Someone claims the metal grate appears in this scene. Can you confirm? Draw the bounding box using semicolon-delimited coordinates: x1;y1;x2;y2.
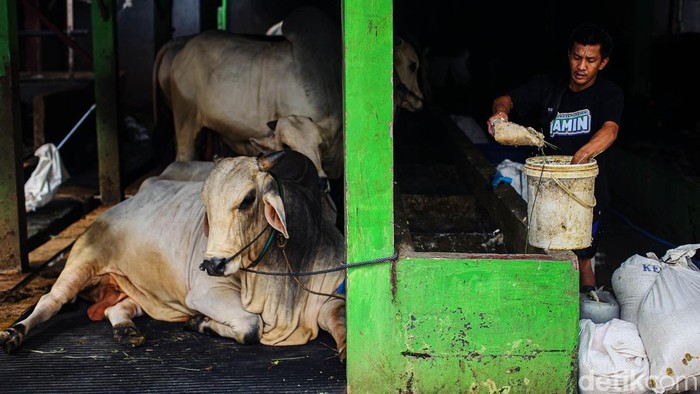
1;300;346;393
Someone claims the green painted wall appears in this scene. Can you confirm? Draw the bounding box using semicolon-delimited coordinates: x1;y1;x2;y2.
347;256;578;393
341;0;578;391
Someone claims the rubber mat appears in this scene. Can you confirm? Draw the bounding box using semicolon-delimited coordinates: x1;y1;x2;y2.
0;300;346;393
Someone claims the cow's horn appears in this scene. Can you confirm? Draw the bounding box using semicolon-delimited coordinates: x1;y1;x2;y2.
257;150;286;172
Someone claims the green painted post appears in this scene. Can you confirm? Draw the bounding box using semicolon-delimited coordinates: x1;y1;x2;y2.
91;0;122;204
341;1;578;391
217;0;227;30
0;0;29;272
342;0;399;389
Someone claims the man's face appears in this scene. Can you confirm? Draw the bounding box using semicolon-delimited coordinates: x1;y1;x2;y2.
568;43;609;92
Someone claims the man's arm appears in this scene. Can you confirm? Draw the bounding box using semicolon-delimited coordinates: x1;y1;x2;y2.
487;95;513;136
571;120;619;164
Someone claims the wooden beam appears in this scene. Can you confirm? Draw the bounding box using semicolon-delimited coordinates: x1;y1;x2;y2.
21;0;42;71
0;0;29;273
20;0;93;68
91;0;122;204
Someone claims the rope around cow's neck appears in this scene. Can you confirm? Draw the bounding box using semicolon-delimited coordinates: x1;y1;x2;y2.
239;251;399;276
222;224;276;267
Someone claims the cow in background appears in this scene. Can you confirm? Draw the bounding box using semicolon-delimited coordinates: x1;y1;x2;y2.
153;6;423;179
1;151;347;361
140;116;339;225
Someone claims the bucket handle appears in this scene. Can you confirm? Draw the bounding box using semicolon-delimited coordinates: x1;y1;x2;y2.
552;178;596;209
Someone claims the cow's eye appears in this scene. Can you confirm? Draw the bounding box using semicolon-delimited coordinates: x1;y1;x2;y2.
240;191;256;210
282;143;291;150
409;62;417;72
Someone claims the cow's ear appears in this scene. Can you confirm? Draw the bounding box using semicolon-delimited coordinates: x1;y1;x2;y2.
263;192;289;239
203;213;209;237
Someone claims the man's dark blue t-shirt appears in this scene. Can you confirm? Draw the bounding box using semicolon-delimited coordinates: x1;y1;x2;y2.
508;74;624;209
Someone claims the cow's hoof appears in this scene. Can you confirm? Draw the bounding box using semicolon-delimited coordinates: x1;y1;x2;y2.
112;322;145;347
338;344;347;364
183;314;210;333
0;325;26;354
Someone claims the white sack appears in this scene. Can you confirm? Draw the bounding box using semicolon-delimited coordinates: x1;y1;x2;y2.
612;254;664;325
637;264;700;393
661;244;700;270
578;318;650;394
24;143;69;212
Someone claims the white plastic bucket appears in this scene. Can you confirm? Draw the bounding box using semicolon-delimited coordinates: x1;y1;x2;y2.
579;289;620;324
523;156;598;250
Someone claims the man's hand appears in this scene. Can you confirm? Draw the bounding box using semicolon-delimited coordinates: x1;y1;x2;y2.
487;112;508;136
488;95;514;136
571;148;597;164
570;121;620;164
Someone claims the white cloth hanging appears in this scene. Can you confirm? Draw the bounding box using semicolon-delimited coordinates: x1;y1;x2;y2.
24;143;70;212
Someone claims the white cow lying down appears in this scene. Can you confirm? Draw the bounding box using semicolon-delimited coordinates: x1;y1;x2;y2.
1;151;347;361
154;5;423;179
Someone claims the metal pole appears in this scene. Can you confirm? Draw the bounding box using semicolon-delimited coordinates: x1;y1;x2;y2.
66;0;74;74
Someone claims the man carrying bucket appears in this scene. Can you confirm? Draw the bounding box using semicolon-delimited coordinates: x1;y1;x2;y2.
486;24;624;294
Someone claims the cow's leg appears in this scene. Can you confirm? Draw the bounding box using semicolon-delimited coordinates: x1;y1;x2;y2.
0;264;95;353
171;100;199;161
184;289;262;344
104;297;146;347
318;298;347;362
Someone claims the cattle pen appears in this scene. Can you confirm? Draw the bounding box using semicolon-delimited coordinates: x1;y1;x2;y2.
3;0;695;393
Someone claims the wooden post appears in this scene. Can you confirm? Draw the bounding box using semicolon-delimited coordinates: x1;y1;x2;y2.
0;0;29;272
154;0;172;51
91;0;122;204
22;0;42;71
342;0;398;385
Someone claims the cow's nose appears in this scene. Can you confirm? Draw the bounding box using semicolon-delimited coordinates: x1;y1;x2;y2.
319;177;330;193
199;257;227;276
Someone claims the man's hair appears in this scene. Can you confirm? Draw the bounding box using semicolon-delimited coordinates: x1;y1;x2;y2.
568;24;613;59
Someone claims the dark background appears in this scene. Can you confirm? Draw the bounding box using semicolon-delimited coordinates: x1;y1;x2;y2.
15;0;700;216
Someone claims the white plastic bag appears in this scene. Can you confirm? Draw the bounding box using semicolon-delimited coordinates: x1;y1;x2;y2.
578;318;650;394
24;143;69;212
637;264;700;393
496;159;528;202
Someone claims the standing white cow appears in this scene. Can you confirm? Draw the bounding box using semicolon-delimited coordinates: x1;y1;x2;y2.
154;6;423;179
1;151;347;361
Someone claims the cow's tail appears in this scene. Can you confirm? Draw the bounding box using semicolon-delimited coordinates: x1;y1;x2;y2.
152;39;173;128
152;36;191;164
152;35;192;128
